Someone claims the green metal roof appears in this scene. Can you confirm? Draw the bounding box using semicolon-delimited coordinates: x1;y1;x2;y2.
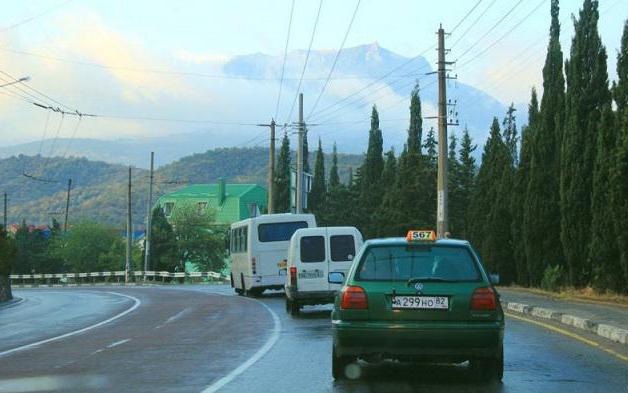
155;183;267;225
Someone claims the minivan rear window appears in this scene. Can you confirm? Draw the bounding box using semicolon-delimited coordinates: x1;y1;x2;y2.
300;236;325;263
258;221;308;242
355;245;480;282
330;235;355;262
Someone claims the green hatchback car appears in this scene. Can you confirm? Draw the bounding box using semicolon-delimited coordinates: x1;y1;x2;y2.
330;231;504;381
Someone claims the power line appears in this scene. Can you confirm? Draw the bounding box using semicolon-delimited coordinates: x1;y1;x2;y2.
307;0;361;120
450;0;484;34
284;0;324;125
450;0;497;48
275;0;296;119
0;0;73;33
455;0;524;62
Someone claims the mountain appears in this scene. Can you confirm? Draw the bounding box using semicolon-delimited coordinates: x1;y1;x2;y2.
0;43;517;167
1;148;362;227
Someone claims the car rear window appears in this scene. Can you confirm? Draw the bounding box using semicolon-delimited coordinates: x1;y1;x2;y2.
355;245;480;282
300;236;325;262
258;221;308;242
330;235;355;262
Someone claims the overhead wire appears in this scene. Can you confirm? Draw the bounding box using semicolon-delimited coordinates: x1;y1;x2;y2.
275;0;296;119
450;0;497;48
0;0;73;33
306;0;361;120
284;0;324;125
449;0;484;35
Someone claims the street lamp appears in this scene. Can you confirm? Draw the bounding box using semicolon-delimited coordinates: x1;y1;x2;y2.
0;76;30;88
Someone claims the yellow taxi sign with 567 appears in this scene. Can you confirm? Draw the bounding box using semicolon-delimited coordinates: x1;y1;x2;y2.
406;230;436;242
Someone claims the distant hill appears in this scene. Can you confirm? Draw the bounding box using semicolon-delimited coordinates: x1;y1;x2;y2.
1;148;363;227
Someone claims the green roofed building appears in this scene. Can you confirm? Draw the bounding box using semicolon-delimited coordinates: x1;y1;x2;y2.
155;179;267;225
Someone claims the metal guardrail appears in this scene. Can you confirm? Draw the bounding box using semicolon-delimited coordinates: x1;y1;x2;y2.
9;271;227;285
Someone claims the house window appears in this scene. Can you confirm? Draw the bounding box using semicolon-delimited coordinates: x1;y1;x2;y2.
197;202;208;215
164;202;174;217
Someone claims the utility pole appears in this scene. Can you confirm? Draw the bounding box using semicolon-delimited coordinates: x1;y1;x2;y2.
63;179;72;232
435;24;458;239
143;152;154;278
3;193;7;230
296;93;304;214
257;120;277;214
126;167;132;283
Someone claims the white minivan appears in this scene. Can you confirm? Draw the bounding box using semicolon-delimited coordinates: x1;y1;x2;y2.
284;226;363;315
230;213;317;296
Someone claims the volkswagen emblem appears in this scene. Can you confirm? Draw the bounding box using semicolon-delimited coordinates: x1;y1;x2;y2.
414;282;424;293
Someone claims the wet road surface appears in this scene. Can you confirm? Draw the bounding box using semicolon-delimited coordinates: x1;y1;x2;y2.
0;285;626;392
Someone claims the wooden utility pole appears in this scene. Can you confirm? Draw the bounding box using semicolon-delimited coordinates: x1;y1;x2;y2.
143;152;154;278
436;25;448;239
296;93;304;214
3;193;7;230
63;179;72;232
257;120;277;214
125;167;132;283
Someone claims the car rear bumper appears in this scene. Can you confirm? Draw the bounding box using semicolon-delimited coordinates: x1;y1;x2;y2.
285;287;336;305
332;320;503;361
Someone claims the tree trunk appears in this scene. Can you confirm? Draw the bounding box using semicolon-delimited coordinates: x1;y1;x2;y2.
0;275;12;302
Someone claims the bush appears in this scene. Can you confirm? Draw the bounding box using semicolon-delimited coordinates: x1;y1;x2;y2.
540;265;565;292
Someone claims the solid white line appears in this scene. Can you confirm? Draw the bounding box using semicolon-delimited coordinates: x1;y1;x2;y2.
0;291;141;358
200;298;281;393
106;338;131;349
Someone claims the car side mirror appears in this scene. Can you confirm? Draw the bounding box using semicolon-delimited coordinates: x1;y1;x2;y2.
490;273;500;285
328;271;345;284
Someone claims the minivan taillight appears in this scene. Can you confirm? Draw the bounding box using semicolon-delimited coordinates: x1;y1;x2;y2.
289;266;297;288
471;287;497;311
340;286;368;309
251;257;256;274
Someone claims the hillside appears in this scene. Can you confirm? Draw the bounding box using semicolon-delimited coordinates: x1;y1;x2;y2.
1;148;363;227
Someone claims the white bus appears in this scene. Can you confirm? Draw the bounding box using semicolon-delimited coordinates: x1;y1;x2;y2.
229;213;317;296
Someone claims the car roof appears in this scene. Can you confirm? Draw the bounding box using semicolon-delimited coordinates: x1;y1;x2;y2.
363;237;471;247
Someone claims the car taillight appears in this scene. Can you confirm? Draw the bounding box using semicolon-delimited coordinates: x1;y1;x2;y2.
340;286;368;310
471;287;497;311
289;266;297;288
251;257;256;274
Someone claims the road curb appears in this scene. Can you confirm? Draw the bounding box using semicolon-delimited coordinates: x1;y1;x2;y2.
504;301;628;346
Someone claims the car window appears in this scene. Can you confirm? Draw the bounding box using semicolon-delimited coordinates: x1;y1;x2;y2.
330;235;355;262
258;221;308;242
355;245;480;282
300;236;325;263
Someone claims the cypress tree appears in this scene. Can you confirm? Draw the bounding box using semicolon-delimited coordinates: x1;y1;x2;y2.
609;20;628;292
560;0;610;286
502;104;518;164
303;129;310;173
408;83;423;155
459;126;477;239
424;127;437;163
448;133;464;237
309;138;326;216
524;0;566;286
329;143;340;189
359;106;385;237
149;207;178;272
382;148;397;189
274;132;291;213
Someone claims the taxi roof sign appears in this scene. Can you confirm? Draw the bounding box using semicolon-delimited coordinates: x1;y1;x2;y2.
406;230;436;242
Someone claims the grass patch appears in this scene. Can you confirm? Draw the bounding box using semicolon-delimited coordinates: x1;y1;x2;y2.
499;285;628;307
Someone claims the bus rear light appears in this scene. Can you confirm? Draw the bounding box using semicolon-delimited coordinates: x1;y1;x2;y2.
289;266;297;288
471;287;497;311
251;257;256;274
341;286;368;310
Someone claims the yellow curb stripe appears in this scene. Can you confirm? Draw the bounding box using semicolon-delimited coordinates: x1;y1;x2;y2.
505;311;628;363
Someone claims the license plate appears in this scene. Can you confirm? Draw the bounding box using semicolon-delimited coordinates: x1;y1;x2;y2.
392;296;449;310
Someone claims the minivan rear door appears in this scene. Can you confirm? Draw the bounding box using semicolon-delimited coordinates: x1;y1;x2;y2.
328;229;359;290
296;230;329;292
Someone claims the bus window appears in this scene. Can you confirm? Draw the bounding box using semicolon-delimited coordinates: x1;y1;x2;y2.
258;221;308;242
243;227;248;252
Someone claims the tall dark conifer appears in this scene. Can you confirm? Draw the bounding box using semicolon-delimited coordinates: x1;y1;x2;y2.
274;132;291;213
309;138;326;215
359;106;385;237
560;0;610;286
459;126;477;239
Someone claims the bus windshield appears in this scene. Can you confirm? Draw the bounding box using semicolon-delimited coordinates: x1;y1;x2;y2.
258;221;308;242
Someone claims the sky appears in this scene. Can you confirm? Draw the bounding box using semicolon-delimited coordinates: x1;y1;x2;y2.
0;0;626;152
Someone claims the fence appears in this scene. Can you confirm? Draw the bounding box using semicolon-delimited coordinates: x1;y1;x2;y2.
9;271;228;286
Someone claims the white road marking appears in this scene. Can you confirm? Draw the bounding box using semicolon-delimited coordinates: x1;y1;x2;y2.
200;298;281;393
0;292;141;358
155;307;192;329
107;338;131;349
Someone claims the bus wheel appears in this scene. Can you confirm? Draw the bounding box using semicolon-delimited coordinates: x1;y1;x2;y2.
239;273;246;296
285;299;291;313
290;300;300;316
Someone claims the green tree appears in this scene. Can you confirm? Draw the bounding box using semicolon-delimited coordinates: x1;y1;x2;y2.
381;148;397;190
309;138;327;215
560;0;610;286
610;20;628;292
328;143;341;189
524;0;566;287
448;132;464;236
274;132;291;213
303;129;310;173
358;106;385;237
0;226;16;301
148;207;178;272
171;205;226;272
458;126;477;239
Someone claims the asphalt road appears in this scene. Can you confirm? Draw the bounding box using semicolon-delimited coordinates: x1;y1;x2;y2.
0;285;626;393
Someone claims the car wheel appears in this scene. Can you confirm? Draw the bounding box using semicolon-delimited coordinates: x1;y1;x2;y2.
290;300;300;316
332;346;351;380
